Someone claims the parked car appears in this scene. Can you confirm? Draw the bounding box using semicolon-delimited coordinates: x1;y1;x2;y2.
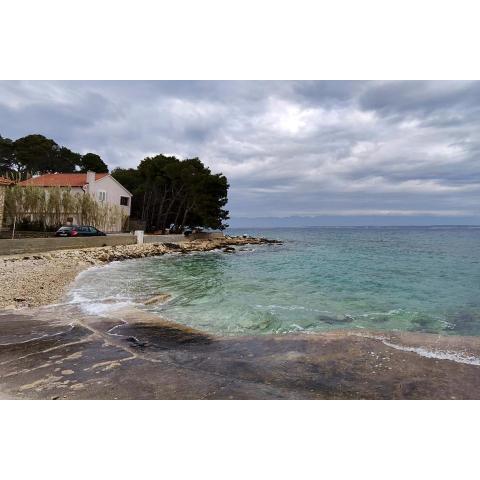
183;226;204;236
55;225;107;237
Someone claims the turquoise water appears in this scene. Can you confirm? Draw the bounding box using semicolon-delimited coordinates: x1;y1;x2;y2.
68;227;480;336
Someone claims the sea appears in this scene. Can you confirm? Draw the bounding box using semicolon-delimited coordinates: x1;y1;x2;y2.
66;226;480;336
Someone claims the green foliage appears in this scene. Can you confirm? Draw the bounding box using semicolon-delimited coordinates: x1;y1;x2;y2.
112;155;229;232
0;133;109;176
110;167;142;194
3;185;127;234
79;153;109;173
2;130;229;232
13;134;79;174
0;135;15;174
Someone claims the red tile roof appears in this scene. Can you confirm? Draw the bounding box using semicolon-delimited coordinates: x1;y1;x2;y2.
17;172;109;187
0;176;15;186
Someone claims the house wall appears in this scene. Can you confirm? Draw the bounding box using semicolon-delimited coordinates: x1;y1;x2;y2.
90;176;132;218
50;183;130;233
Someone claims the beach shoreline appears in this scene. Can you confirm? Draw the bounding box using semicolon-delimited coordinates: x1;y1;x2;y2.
1;303;480;399
1;234;480;400
0;236;279;310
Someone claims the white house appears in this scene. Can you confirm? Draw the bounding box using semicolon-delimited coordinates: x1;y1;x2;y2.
18;171;132;232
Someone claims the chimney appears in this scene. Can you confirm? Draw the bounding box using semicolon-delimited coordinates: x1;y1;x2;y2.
86;171;95;194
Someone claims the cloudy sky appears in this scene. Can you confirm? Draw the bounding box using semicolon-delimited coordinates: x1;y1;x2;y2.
1;80;479;226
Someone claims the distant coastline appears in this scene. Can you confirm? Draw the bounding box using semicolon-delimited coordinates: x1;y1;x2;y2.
228;217;480;228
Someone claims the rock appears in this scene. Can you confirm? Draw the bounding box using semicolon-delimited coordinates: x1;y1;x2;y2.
260;237;282;244
163;242;181;250
223;246;236;253
144;293;172;305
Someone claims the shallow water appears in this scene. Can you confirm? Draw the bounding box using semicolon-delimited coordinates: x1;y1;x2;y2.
66;226;480;336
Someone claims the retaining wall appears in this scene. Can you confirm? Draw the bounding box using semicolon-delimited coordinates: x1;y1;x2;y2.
0;235;137;256
143;234;186;244
0;232;225;256
143;232;224;243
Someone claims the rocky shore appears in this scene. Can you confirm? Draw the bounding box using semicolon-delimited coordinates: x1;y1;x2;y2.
2;234;479;400
1;305;480;399
0;236;281;310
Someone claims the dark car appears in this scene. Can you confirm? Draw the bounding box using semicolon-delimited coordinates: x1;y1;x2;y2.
183;226;204;236
55;225;106;237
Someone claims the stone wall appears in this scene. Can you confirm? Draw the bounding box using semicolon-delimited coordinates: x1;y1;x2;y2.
143;232;224;243
143;234;187;244
0;231;225;256
0;235;137;256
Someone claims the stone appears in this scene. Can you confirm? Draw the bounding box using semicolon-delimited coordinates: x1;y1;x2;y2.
163;242;181;250
144;293;172;305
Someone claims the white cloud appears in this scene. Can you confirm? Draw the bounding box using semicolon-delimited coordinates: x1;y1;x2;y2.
1;80;479;223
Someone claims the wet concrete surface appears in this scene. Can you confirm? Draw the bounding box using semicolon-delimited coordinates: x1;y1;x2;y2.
1;307;480;399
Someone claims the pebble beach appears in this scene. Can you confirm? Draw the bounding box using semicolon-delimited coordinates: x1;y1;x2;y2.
0;236;277;310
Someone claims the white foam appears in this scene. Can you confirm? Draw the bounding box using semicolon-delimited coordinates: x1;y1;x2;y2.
381;340;480;366
355;333;480;366
66;291;137;317
78;300;135;316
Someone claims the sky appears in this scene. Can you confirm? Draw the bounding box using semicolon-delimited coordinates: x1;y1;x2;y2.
1;80;479;226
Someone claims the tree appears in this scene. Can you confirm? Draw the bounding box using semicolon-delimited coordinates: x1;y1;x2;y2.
79;153;109;173
112;154;229;232
0;135;15;175
1;133;110;178
13;134;79;174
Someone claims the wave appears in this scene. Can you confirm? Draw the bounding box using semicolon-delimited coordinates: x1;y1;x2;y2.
355;333;480;366
66;292;137;317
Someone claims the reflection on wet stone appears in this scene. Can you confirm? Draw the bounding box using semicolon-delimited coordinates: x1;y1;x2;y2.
2;307;480;399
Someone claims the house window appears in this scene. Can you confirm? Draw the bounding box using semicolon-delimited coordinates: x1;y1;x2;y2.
98;191;107;202
120;196;129;206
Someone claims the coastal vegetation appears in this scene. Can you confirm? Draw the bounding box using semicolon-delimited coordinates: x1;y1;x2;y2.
1;133;229;232
112;155;229;232
4;184;127;235
0;133;108;176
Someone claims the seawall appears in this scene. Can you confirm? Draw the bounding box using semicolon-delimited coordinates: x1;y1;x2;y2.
0;232;225;256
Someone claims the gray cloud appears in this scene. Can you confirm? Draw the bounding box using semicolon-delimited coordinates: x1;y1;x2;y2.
0;80;479;225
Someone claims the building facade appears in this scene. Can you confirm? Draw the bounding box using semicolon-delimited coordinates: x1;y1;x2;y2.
17;172;133;232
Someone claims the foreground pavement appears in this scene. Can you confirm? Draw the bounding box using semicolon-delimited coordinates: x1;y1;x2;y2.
1;306;480;399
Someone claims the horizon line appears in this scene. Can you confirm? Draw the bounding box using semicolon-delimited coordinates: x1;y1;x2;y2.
227;224;480;228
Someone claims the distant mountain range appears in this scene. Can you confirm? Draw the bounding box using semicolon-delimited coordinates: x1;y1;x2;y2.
228;215;480;228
